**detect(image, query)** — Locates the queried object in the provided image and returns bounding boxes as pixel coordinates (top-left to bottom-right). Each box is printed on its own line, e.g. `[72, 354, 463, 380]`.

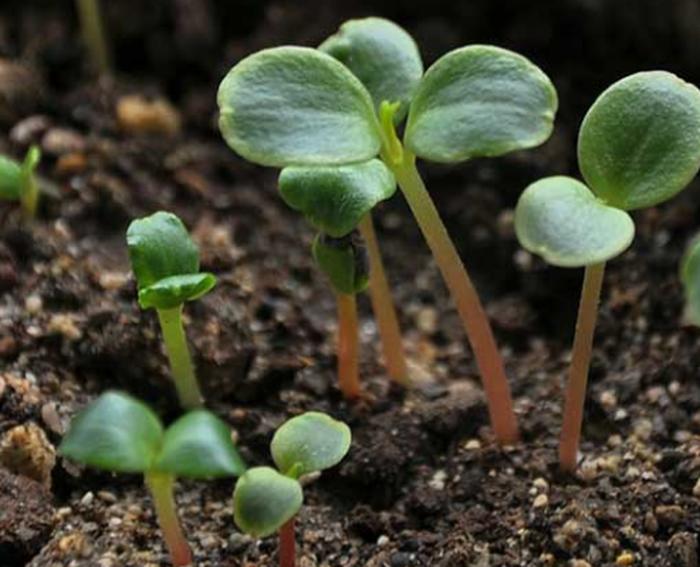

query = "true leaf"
[233, 467, 303, 538]
[578, 71, 700, 210]
[0, 155, 21, 200]
[681, 236, 700, 326]
[514, 176, 635, 267]
[312, 233, 368, 295]
[59, 391, 163, 473]
[405, 45, 558, 163]
[319, 17, 423, 122]
[217, 46, 380, 167]
[271, 411, 351, 477]
[153, 410, 246, 478]
[138, 273, 217, 310]
[279, 159, 396, 237]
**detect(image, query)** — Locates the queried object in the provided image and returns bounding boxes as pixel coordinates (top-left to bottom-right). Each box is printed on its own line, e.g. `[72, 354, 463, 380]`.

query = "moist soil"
[2, 1, 700, 566]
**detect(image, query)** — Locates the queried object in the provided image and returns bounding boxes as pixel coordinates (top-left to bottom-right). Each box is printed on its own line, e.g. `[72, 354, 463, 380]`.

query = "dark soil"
[2, 1, 700, 566]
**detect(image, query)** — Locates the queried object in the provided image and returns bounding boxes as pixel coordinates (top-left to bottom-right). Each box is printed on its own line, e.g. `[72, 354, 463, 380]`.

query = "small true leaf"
[312, 233, 369, 295]
[319, 17, 423, 122]
[153, 410, 246, 478]
[514, 176, 635, 267]
[138, 273, 217, 310]
[681, 236, 700, 326]
[217, 46, 380, 167]
[578, 71, 700, 210]
[279, 159, 396, 237]
[405, 45, 558, 163]
[271, 411, 351, 477]
[233, 467, 303, 538]
[59, 391, 163, 473]
[0, 155, 21, 200]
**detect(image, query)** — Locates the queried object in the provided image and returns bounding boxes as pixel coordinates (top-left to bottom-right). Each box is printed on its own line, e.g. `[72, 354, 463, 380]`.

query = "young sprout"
[681, 236, 700, 326]
[75, 0, 111, 74]
[233, 412, 351, 567]
[0, 145, 41, 220]
[279, 158, 407, 394]
[127, 211, 216, 409]
[217, 17, 558, 443]
[59, 391, 245, 566]
[515, 71, 700, 472]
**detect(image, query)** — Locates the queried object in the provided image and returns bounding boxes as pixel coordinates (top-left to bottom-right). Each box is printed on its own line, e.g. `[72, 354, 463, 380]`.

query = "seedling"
[681, 237, 700, 326]
[59, 391, 246, 566]
[217, 16, 558, 443]
[515, 71, 700, 471]
[0, 146, 41, 220]
[233, 412, 351, 567]
[127, 211, 216, 409]
[279, 158, 407, 395]
[75, 0, 111, 74]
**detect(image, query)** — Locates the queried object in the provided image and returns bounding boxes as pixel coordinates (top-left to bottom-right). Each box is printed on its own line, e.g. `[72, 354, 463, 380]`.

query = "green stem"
[385, 149, 519, 444]
[75, 0, 111, 75]
[358, 213, 409, 386]
[145, 472, 193, 567]
[559, 262, 606, 472]
[336, 292, 361, 399]
[156, 306, 203, 409]
[20, 172, 39, 221]
[279, 517, 296, 567]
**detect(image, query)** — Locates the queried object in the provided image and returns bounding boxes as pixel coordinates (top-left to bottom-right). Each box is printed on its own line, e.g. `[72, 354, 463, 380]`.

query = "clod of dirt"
[0, 422, 56, 488]
[116, 94, 182, 136]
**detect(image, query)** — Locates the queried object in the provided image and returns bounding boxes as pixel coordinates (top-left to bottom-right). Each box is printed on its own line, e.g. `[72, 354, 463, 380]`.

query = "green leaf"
[271, 411, 351, 477]
[319, 17, 423, 123]
[312, 233, 369, 295]
[514, 176, 635, 267]
[233, 467, 303, 538]
[405, 45, 558, 163]
[578, 71, 700, 210]
[279, 159, 396, 237]
[0, 155, 22, 200]
[217, 46, 380, 167]
[58, 391, 163, 473]
[127, 211, 202, 299]
[153, 410, 246, 478]
[681, 236, 700, 326]
[138, 273, 217, 310]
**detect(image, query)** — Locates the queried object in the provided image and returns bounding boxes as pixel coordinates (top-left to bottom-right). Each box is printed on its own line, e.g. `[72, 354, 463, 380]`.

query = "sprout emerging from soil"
[0, 145, 41, 220]
[127, 211, 216, 409]
[59, 391, 246, 567]
[682, 237, 700, 326]
[217, 16, 559, 444]
[514, 71, 700, 472]
[233, 412, 351, 567]
[75, 0, 111, 74]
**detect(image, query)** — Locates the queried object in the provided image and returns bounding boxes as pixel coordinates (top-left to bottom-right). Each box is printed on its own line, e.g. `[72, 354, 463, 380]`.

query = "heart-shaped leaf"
[279, 159, 396, 237]
[405, 45, 557, 163]
[59, 391, 163, 473]
[271, 412, 351, 477]
[312, 233, 369, 295]
[578, 71, 700, 210]
[153, 410, 246, 478]
[319, 17, 423, 123]
[681, 236, 700, 326]
[138, 273, 217, 310]
[233, 467, 303, 538]
[514, 176, 635, 267]
[217, 46, 380, 168]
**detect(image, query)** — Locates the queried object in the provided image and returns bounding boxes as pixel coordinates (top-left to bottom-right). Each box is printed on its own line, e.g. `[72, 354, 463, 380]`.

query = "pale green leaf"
[138, 273, 217, 310]
[0, 155, 21, 200]
[312, 233, 368, 295]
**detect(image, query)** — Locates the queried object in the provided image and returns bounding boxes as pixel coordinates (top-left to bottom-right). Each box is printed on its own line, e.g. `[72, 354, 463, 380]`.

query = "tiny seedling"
[0, 145, 41, 220]
[75, 0, 111, 74]
[515, 71, 700, 472]
[218, 16, 558, 443]
[59, 391, 246, 567]
[233, 412, 351, 567]
[681, 236, 700, 326]
[127, 211, 216, 409]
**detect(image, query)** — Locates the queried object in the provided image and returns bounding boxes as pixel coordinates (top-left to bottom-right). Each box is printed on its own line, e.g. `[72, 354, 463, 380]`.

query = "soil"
[2, 1, 700, 566]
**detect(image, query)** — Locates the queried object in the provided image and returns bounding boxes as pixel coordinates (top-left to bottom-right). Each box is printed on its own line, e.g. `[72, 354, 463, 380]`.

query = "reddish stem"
[146, 473, 193, 567]
[279, 517, 296, 567]
[336, 292, 361, 399]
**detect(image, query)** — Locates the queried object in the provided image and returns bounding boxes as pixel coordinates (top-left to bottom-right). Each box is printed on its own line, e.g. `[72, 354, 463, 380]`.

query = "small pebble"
[533, 477, 549, 493]
[117, 94, 181, 136]
[655, 504, 686, 527]
[428, 470, 447, 491]
[97, 491, 117, 504]
[80, 491, 94, 506]
[41, 127, 86, 156]
[377, 535, 390, 546]
[532, 494, 548, 509]
[464, 439, 481, 451]
[692, 477, 700, 498]
[616, 551, 635, 565]
[25, 294, 43, 314]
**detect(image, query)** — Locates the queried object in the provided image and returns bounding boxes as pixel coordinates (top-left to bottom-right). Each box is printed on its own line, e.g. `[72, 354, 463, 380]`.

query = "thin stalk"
[336, 292, 361, 399]
[20, 173, 39, 221]
[386, 150, 519, 444]
[358, 213, 409, 386]
[145, 472, 192, 567]
[75, 0, 111, 75]
[156, 306, 203, 409]
[559, 262, 606, 472]
[279, 517, 296, 567]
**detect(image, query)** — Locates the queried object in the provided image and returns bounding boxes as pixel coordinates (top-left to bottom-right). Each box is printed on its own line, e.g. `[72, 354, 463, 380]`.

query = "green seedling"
[59, 391, 245, 567]
[75, 0, 111, 74]
[280, 158, 406, 395]
[218, 16, 559, 443]
[127, 211, 216, 409]
[682, 237, 700, 326]
[0, 146, 41, 219]
[514, 71, 700, 472]
[233, 412, 351, 567]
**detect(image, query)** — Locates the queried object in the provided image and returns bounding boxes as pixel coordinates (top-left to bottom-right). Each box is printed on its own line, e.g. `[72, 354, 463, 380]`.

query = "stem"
[559, 262, 606, 472]
[20, 173, 39, 221]
[279, 517, 296, 567]
[336, 292, 361, 399]
[145, 472, 193, 567]
[156, 306, 203, 409]
[358, 214, 409, 386]
[75, 0, 111, 75]
[386, 150, 519, 444]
